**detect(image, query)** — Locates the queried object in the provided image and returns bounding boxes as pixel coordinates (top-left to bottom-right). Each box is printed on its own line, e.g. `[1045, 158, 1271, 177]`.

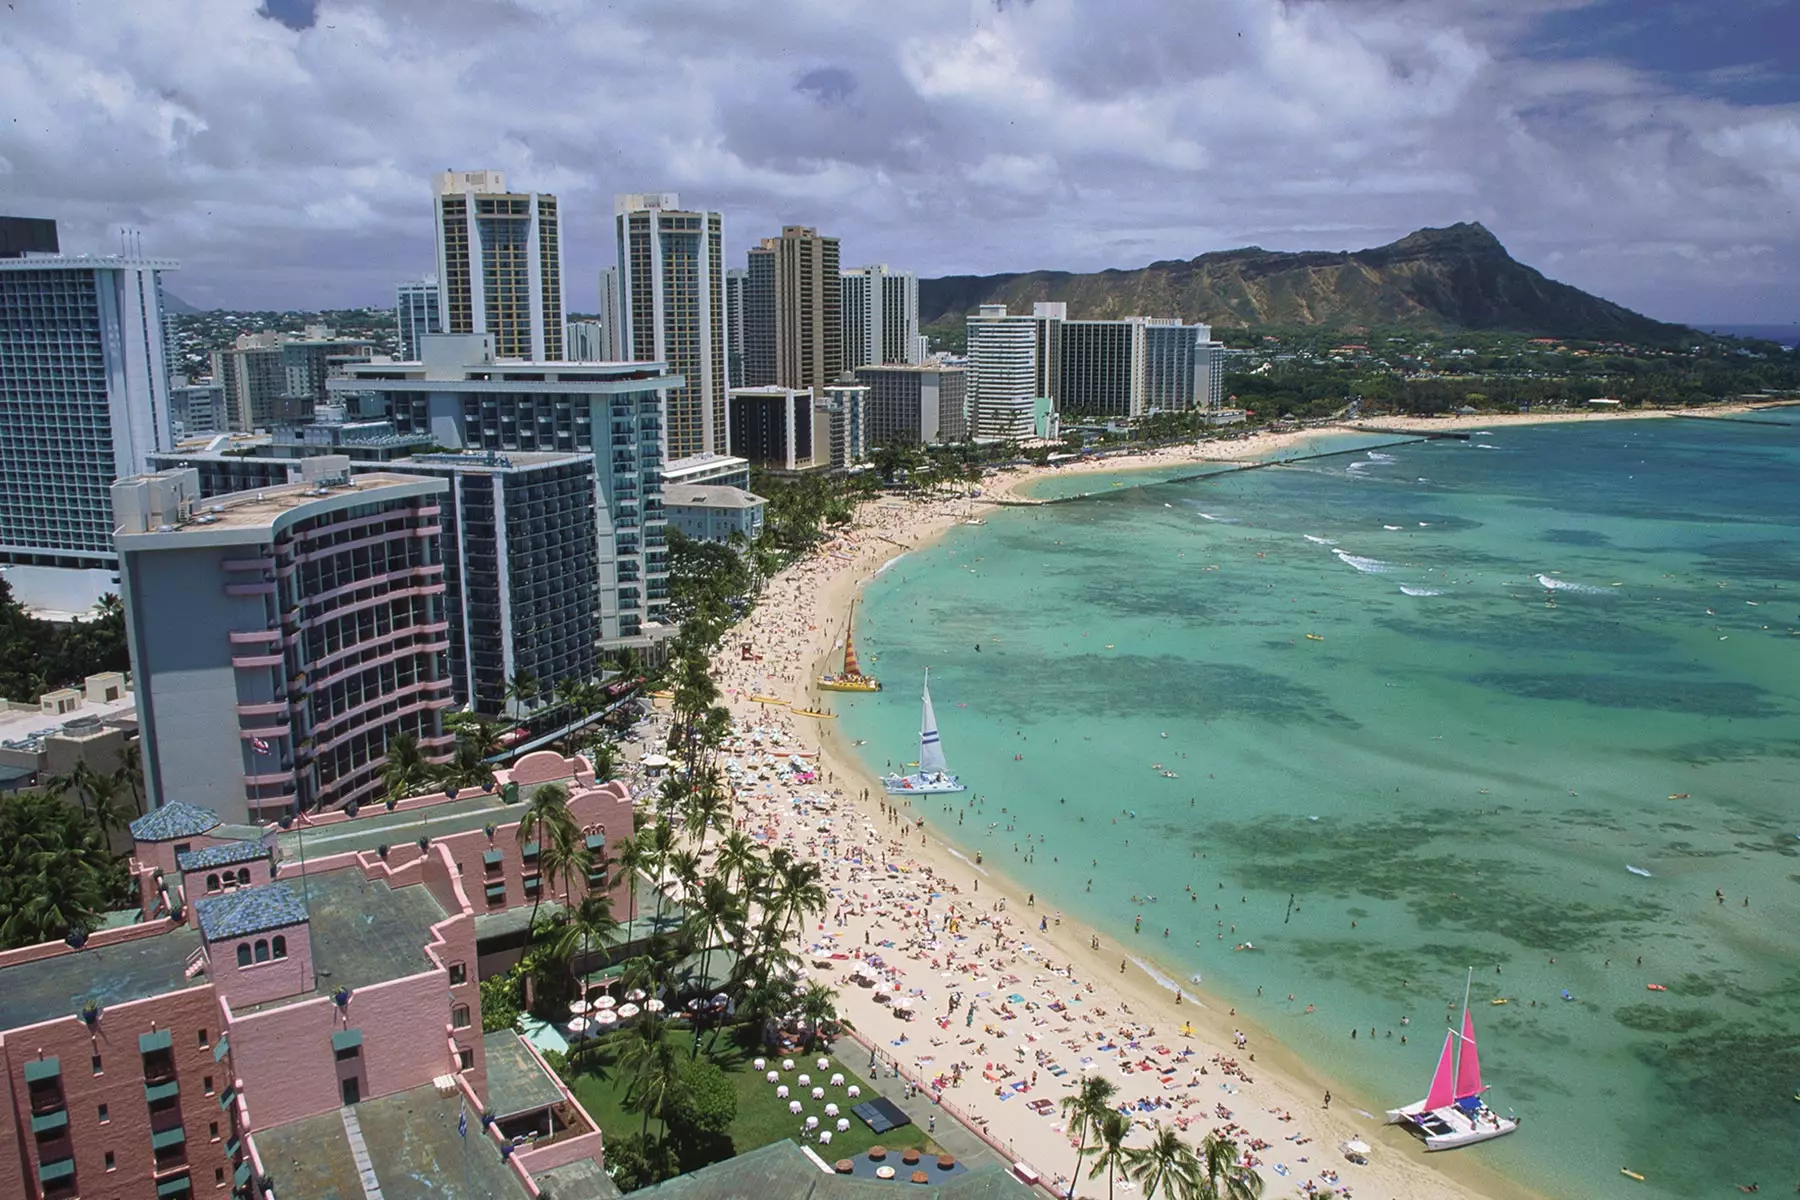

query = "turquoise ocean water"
[836, 415, 1800, 1198]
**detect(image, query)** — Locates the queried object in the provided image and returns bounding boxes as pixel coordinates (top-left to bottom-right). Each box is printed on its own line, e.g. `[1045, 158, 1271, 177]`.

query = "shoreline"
[697, 474, 1555, 1198]
[994, 400, 1794, 501]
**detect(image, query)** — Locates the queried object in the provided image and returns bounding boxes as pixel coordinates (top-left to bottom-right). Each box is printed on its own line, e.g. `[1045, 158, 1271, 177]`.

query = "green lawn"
[565, 1026, 937, 1167]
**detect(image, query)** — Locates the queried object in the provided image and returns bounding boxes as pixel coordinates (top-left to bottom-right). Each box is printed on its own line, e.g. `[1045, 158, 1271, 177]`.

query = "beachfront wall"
[0, 987, 233, 1200]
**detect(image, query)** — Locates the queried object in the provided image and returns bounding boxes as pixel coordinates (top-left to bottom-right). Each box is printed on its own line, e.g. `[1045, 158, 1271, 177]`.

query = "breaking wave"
[1536, 573, 1608, 594]
[1399, 585, 1444, 597]
[1334, 549, 1394, 574]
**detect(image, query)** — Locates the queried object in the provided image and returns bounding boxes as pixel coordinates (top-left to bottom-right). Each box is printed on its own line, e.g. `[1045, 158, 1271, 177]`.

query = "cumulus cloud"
[0, 0, 1793, 321]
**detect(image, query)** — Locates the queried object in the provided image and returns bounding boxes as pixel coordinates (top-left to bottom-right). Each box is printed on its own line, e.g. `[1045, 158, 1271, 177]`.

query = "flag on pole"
[251, 737, 271, 756]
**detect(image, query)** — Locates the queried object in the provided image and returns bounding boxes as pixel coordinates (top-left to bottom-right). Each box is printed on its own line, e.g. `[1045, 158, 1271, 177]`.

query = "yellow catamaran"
[817, 602, 881, 692]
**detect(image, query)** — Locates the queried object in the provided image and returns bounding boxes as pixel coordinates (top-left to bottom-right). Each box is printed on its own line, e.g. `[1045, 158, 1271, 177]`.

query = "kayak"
[1646, 984, 1667, 992]
[1621, 1168, 1645, 1181]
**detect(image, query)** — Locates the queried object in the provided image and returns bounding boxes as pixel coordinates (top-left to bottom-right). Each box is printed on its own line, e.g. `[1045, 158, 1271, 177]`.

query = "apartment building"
[725, 386, 820, 472]
[853, 364, 967, 446]
[741, 226, 841, 392]
[113, 465, 453, 824]
[435, 170, 564, 361]
[841, 263, 921, 369]
[394, 278, 442, 361]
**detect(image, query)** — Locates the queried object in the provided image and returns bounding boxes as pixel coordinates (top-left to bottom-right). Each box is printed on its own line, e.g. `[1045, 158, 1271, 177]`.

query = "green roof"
[37, 1158, 75, 1183]
[145, 1080, 180, 1102]
[585, 832, 606, 850]
[30, 1108, 68, 1133]
[157, 1174, 192, 1196]
[480, 1030, 566, 1119]
[331, 1028, 363, 1052]
[23, 1057, 60, 1082]
[531, 1157, 625, 1200]
[139, 1029, 173, 1053]
[213, 1037, 230, 1062]
[482, 849, 504, 866]
[235, 1160, 252, 1187]
[151, 1125, 187, 1149]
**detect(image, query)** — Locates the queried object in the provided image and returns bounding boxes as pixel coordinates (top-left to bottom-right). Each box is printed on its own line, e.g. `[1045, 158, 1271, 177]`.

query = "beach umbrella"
[569, 998, 590, 1014]
[1343, 1138, 1371, 1156]
[592, 1009, 619, 1026]
[625, 988, 647, 1002]
[567, 1016, 590, 1034]
[646, 998, 666, 1012]
[593, 995, 617, 1010]
[617, 1003, 641, 1019]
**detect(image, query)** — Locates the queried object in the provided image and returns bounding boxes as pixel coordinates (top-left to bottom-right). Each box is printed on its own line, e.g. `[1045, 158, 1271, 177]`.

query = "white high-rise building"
[616, 193, 726, 460]
[565, 320, 608, 361]
[841, 264, 920, 369]
[597, 265, 623, 360]
[965, 304, 1039, 440]
[0, 236, 177, 571]
[434, 169, 565, 361]
[395, 276, 441, 360]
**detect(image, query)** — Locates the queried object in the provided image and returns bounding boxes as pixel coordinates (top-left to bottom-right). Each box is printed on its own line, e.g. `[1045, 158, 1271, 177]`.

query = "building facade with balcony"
[0, 752, 629, 1200]
[389, 453, 602, 716]
[329, 335, 679, 647]
[113, 464, 453, 825]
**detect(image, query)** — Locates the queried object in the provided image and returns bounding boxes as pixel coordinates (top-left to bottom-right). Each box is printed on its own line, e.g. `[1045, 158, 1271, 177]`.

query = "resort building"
[0, 225, 177, 573]
[596, 265, 623, 361]
[741, 226, 842, 391]
[841, 263, 921, 369]
[965, 305, 1039, 440]
[387, 452, 602, 717]
[662, 452, 752, 492]
[815, 383, 870, 469]
[726, 386, 820, 472]
[564, 320, 608, 362]
[112, 464, 454, 824]
[853, 364, 967, 446]
[435, 169, 565, 362]
[0, 751, 630, 1200]
[394, 277, 442, 361]
[662, 483, 766, 545]
[168, 378, 229, 442]
[330, 334, 679, 646]
[615, 193, 726, 460]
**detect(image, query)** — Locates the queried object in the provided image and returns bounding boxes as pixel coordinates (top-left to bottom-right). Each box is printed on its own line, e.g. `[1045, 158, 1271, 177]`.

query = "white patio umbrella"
[593, 995, 617, 1009]
[592, 1009, 620, 1026]
[625, 988, 648, 1002]
[569, 998, 591, 1014]
[1343, 1138, 1372, 1156]
[646, 998, 666, 1012]
[567, 1016, 590, 1034]
[617, 1003, 641, 1019]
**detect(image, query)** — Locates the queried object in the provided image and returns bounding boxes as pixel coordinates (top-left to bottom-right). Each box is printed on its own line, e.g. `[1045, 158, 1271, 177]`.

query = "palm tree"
[680, 773, 731, 850]
[613, 834, 647, 924]
[684, 876, 745, 1018]
[798, 980, 838, 1051]
[1196, 1133, 1262, 1200]
[767, 852, 826, 946]
[714, 830, 764, 893]
[1124, 1122, 1202, 1200]
[113, 743, 145, 816]
[517, 783, 575, 931]
[1060, 1074, 1120, 1199]
[610, 1014, 683, 1138]
[504, 668, 539, 721]
[381, 732, 431, 807]
[555, 893, 619, 1058]
[1087, 1111, 1132, 1200]
[538, 824, 592, 915]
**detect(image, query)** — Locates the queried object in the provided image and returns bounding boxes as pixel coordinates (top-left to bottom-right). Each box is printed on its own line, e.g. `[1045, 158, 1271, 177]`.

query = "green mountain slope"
[919, 223, 1690, 343]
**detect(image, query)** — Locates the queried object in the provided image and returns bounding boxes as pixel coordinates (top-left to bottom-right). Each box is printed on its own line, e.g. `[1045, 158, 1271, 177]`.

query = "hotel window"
[458, 1048, 474, 1071]
[97, 1103, 109, 1123]
[197, 1030, 209, 1048]
[216, 1167, 226, 1185]
[452, 1005, 471, 1030]
[204, 1076, 214, 1095]
[105, 1151, 115, 1171]
[449, 963, 467, 986]
[209, 1122, 219, 1140]
[92, 1054, 102, 1075]
[271, 935, 287, 959]
[236, 944, 252, 968]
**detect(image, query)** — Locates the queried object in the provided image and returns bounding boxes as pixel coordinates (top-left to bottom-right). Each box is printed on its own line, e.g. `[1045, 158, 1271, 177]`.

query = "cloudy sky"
[3, 0, 1795, 322]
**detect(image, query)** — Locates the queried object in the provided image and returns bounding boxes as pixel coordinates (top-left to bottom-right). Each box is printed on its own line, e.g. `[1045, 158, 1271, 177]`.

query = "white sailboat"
[882, 669, 966, 795]
[1385, 969, 1520, 1151]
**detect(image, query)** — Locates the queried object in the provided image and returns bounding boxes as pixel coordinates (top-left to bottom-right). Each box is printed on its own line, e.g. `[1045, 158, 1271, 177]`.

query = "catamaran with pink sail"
[1385, 968, 1520, 1151]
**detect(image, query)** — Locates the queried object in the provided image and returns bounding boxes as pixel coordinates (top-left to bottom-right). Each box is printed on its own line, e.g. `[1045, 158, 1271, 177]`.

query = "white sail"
[918, 669, 949, 775]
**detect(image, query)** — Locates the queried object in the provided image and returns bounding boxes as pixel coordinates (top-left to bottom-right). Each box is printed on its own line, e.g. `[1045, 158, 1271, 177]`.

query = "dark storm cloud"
[2, 0, 1793, 321]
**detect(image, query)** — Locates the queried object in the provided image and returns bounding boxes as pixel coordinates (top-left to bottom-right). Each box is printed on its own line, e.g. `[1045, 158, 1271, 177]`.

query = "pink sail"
[1423, 1029, 1457, 1110]
[1455, 1008, 1484, 1100]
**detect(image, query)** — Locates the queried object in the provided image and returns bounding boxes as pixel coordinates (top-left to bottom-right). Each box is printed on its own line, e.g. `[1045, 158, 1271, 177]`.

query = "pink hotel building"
[0, 751, 635, 1200]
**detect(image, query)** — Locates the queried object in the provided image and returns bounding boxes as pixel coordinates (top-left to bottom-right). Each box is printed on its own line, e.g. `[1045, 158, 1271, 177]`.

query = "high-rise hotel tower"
[614, 194, 726, 459]
[434, 170, 564, 361]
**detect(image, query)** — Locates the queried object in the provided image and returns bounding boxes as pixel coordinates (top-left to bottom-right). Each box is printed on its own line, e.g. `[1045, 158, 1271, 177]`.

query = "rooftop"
[0, 690, 138, 750]
[663, 484, 765, 511]
[253, 1082, 525, 1200]
[277, 791, 524, 865]
[0, 926, 202, 1031]
[854, 363, 966, 374]
[395, 451, 591, 475]
[245, 869, 447, 1007]
[481, 1030, 567, 1119]
[193, 882, 309, 942]
[135, 471, 445, 536]
[176, 840, 270, 872]
[531, 1157, 624, 1200]
[131, 801, 223, 843]
[0, 254, 179, 272]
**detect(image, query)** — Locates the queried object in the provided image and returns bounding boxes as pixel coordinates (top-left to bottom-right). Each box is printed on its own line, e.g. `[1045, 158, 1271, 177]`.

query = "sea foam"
[875, 552, 909, 577]
[1334, 549, 1393, 574]
[1536, 573, 1608, 594]
[1399, 585, 1444, 596]
[1303, 534, 1337, 546]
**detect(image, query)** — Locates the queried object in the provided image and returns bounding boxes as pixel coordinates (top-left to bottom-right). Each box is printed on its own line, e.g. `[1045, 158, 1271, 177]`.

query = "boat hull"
[818, 677, 881, 693]
[1388, 1101, 1519, 1151]
[882, 772, 966, 795]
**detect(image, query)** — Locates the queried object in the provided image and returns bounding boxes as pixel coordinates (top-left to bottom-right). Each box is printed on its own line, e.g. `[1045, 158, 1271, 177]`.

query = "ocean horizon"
[838, 412, 1800, 1199]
